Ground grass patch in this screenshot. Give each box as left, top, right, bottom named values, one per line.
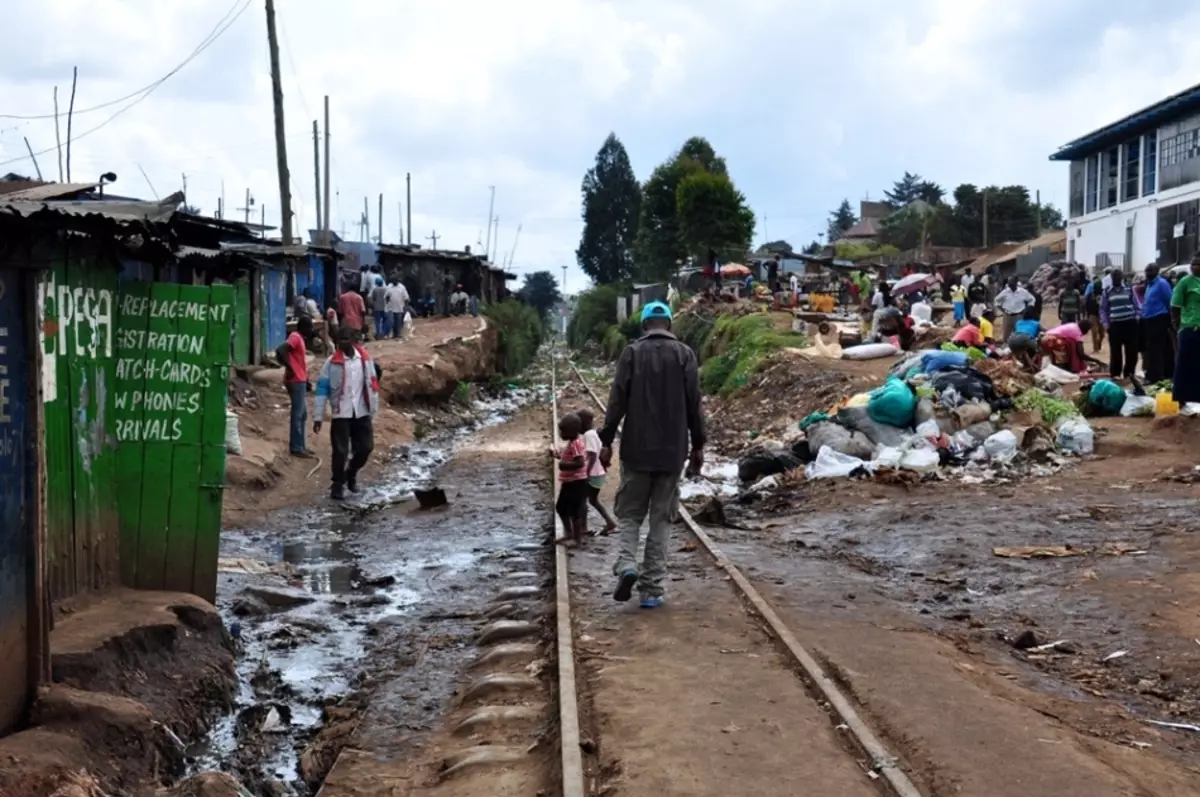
left=484, top=300, right=544, bottom=376
left=698, top=313, right=806, bottom=395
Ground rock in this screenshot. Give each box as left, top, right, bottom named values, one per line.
left=230, top=595, right=270, bottom=617
left=362, top=574, right=397, bottom=588
left=158, top=772, right=250, bottom=797
left=243, top=585, right=316, bottom=609
left=1011, top=629, right=1040, bottom=650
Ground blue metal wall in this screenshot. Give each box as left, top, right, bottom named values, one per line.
left=262, top=267, right=288, bottom=354
left=0, top=268, right=30, bottom=734
left=295, top=255, right=326, bottom=311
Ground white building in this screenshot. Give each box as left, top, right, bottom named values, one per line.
left=1052, top=82, right=1200, bottom=274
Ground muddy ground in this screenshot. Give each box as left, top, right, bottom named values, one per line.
left=563, top=333, right=1200, bottom=795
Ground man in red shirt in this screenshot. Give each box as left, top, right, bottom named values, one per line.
left=337, top=288, right=367, bottom=339
left=278, top=316, right=315, bottom=457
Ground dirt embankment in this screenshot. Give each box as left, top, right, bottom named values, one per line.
left=223, top=316, right=497, bottom=524
left=0, top=591, right=236, bottom=797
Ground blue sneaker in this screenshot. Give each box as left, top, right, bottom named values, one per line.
left=639, top=595, right=664, bottom=609
left=613, top=570, right=637, bottom=602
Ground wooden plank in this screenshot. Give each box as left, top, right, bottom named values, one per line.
left=38, top=261, right=73, bottom=604
left=114, top=281, right=151, bottom=588
left=28, top=268, right=50, bottom=685
left=134, top=282, right=180, bottom=590
left=87, top=261, right=119, bottom=592
left=192, top=284, right=234, bottom=602
left=232, top=279, right=252, bottom=366
left=161, top=284, right=209, bottom=592
left=64, top=254, right=92, bottom=596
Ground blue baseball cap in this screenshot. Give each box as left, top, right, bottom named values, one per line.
left=640, top=300, right=672, bottom=325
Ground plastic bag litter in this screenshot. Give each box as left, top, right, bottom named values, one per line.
left=1120, top=394, right=1156, bottom=417
left=928, top=367, right=998, bottom=405
left=916, top=419, right=941, bottom=440
left=1183, top=403, right=1200, bottom=417
left=842, top=342, right=900, bottom=360
left=983, top=430, right=1018, bottom=462
left=845, top=392, right=871, bottom=408
left=805, top=421, right=876, bottom=460
left=806, top=446, right=875, bottom=479
left=1088, top=379, right=1126, bottom=416
left=1038, top=361, right=1080, bottom=385
left=1056, top=417, right=1094, bottom=455
left=921, top=350, right=969, bottom=374
left=900, top=445, right=940, bottom=472
left=837, top=407, right=911, bottom=447
left=737, top=450, right=801, bottom=483
left=225, top=410, right=242, bottom=455
left=914, top=398, right=936, bottom=425
left=868, top=377, right=918, bottom=428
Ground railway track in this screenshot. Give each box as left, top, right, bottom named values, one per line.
left=553, top=355, right=923, bottom=797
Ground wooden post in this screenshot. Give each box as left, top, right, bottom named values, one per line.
left=53, top=87, right=63, bottom=183
left=377, top=193, right=383, bottom=244
left=312, top=120, right=322, bottom=234
left=323, top=96, right=331, bottom=248
left=406, top=173, right=412, bottom=245
left=23, top=138, right=42, bottom=181
left=264, top=0, right=293, bottom=244
left=65, top=67, right=77, bottom=182
left=25, top=271, right=50, bottom=686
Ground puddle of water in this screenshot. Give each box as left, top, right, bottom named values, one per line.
left=191, top=386, right=539, bottom=791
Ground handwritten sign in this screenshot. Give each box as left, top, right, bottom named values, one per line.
left=114, top=288, right=231, bottom=444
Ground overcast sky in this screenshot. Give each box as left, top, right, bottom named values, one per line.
left=3, top=0, right=1200, bottom=292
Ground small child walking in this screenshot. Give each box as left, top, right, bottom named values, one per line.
left=576, top=408, right=618, bottom=535
left=553, top=413, right=589, bottom=546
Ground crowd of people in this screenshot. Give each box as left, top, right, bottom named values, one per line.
left=855, top=254, right=1200, bottom=408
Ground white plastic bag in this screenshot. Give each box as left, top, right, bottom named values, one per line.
left=874, top=446, right=903, bottom=468
left=983, top=430, right=1018, bottom=462
left=225, top=410, right=242, bottom=455
left=1119, top=394, right=1156, bottom=417
left=916, top=419, right=941, bottom=440
left=1056, top=418, right=1094, bottom=455
left=900, top=446, right=940, bottom=472
left=842, top=342, right=900, bottom=361
left=1039, top=361, right=1080, bottom=385
left=402, top=311, right=415, bottom=339
left=805, top=446, right=874, bottom=480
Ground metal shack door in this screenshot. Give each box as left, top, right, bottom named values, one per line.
left=0, top=268, right=30, bottom=733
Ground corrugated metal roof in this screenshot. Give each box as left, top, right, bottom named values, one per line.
left=1050, top=81, right=1200, bottom=161
left=957, top=230, right=1067, bottom=274
left=0, top=182, right=101, bottom=201
left=0, top=197, right=176, bottom=223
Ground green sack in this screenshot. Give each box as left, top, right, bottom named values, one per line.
left=867, top=376, right=917, bottom=428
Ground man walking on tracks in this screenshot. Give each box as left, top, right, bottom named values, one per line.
left=599, top=301, right=705, bottom=609
left=313, top=327, right=380, bottom=500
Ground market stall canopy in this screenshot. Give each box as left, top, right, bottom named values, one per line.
left=891, top=272, right=937, bottom=297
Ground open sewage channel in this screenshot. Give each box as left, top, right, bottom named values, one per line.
left=188, top=387, right=548, bottom=795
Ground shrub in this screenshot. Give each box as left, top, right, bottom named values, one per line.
left=697, top=314, right=806, bottom=395
left=567, top=285, right=625, bottom=350
left=483, top=300, right=543, bottom=376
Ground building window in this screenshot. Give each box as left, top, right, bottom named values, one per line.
left=1102, top=146, right=1120, bottom=208
left=1144, top=131, right=1157, bottom=195
left=1122, top=137, right=1140, bottom=203
left=1161, top=127, right=1200, bottom=167
left=1085, top=153, right=1099, bottom=213
left=1069, top=160, right=1084, bottom=218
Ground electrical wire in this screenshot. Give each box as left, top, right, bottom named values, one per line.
left=0, top=0, right=252, bottom=121
left=0, top=0, right=253, bottom=169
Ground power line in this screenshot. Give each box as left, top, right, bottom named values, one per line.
left=0, top=0, right=252, bottom=169
left=0, top=0, right=251, bottom=122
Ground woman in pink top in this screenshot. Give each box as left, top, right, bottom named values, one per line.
left=1042, top=319, right=1097, bottom=374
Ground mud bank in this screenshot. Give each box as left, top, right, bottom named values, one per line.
left=224, top=316, right=500, bottom=526
left=0, top=592, right=236, bottom=797
left=199, top=388, right=548, bottom=795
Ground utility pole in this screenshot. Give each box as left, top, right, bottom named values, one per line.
left=485, top=186, right=495, bottom=259
left=982, top=190, right=989, bottom=248
left=405, top=173, right=412, bottom=245
left=23, top=138, right=42, bottom=180
left=562, top=265, right=567, bottom=295
left=1035, top=189, right=1042, bottom=237
left=361, top=196, right=370, bottom=243
left=377, top=193, right=383, bottom=243
left=427, top=230, right=439, bottom=249
left=261, top=205, right=266, bottom=240
left=312, top=120, right=322, bottom=234
left=264, top=0, right=293, bottom=244
left=398, top=202, right=404, bottom=246
left=323, top=96, right=331, bottom=247
left=491, top=218, right=499, bottom=264
left=237, top=189, right=255, bottom=224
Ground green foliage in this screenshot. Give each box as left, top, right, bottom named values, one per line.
left=1015, top=388, right=1079, bottom=425
left=633, top=136, right=745, bottom=283
left=834, top=241, right=900, bottom=261
left=826, top=199, right=857, bottom=242
left=696, top=314, right=806, bottom=395
left=577, top=133, right=642, bottom=284
left=453, top=381, right=471, bottom=405
left=676, top=171, right=755, bottom=261
left=801, top=240, right=823, bottom=255
left=566, top=284, right=623, bottom=350
left=483, top=300, right=544, bottom=376
left=885, top=172, right=945, bottom=207
left=601, top=325, right=628, bottom=359
left=517, top=271, right=562, bottom=320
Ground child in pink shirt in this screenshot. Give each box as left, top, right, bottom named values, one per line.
left=553, top=413, right=589, bottom=545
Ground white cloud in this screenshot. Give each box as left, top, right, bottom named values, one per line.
left=1, top=0, right=1200, bottom=289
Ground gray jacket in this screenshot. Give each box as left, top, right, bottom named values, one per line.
left=599, top=329, right=705, bottom=473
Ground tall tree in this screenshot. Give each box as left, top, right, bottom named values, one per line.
left=885, top=172, right=945, bottom=207
left=676, top=171, right=755, bottom=260
left=518, top=271, right=562, bottom=320
left=576, top=133, right=642, bottom=284
left=634, top=136, right=738, bottom=282
left=802, top=240, right=823, bottom=255
left=826, top=199, right=857, bottom=243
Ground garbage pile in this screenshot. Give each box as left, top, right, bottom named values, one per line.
left=736, top=349, right=1101, bottom=490
left=1029, top=260, right=1088, bottom=307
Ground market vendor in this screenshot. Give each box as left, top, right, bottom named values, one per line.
left=979, top=310, right=997, bottom=343
left=1171, top=253, right=1200, bottom=405
left=952, top=316, right=986, bottom=348
left=1041, top=319, right=1102, bottom=374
